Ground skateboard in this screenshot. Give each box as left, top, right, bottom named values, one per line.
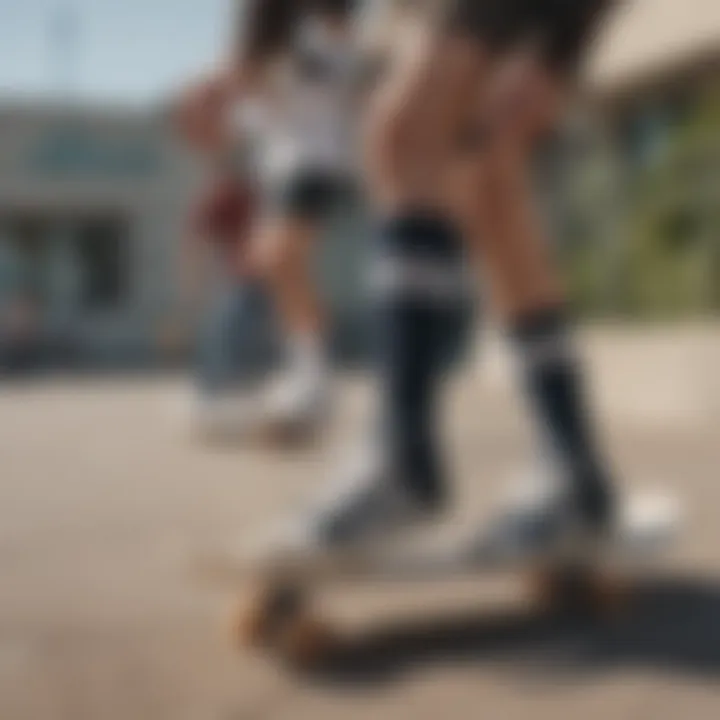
left=192, top=394, right=328, bottom=448
left=197, top=493, right=679, bottom=668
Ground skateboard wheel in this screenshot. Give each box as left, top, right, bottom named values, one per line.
left=233, top=584, right=305, bottom=649
left=530, top=566, right=629, bottom=617
left=588, top=574, right=631, bottom=616
left=233, top=598, right=273, bottom=648
left=277, top=615, right=338, bottom=669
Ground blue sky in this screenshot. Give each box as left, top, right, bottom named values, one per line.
left=0, top=0, right=233, bottom=105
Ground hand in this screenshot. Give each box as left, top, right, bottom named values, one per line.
left=174, top=75, right=229, bottom=151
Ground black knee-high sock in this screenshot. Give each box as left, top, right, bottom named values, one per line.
left=511, top=307, right=614, bottom=523
left=373, top=213, right=468, bottom=508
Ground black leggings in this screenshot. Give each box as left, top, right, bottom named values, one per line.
left=373, top=213, right=469, bottom=507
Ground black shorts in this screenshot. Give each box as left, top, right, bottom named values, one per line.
left=269, top=169, right=357, bottom=222
left=443, top=0, right=614, bottom=73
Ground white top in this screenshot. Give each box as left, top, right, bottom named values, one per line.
left=235, top=18, right=366, bottom=187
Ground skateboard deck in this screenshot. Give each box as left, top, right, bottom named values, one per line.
left=193, top=397, right=326, bottom=448
left=196, top=492, right=679, bottom=667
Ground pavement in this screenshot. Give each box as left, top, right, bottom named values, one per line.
left=1, top=325, right=719, bottom=720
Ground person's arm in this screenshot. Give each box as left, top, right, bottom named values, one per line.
left=175, top=0, right=298, bottom=150
left=172, top=67, right=246, bottom=153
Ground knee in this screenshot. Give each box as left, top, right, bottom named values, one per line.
left=255, top=230, right=303, bottom=287
left=257, top=240, right=292, bottom=284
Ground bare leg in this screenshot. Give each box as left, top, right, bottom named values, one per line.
left=253, top=215, right=324, bottom=338
left=250, top=214, right=328, bottom=425
left=365, top=28, right=490, bottom=214
left=467, top=59, right=615, bottom=525
left=465, top=59, right=565, bottom=317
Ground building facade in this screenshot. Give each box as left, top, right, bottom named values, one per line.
left=0, top=104, right=203, bottom=366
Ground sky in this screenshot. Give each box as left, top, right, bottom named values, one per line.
left=0, top=0, right=234, bottom=106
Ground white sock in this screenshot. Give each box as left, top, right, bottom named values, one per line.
left=286, top=333, right=326, bottom=389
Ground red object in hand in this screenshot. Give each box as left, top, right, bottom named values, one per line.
left=193, top=175, right=257, bottom=273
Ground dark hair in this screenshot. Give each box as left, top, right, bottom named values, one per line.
left=236, top=0, right=300, bottom=64
left=310, top=0, right=357, bottom=17
left=236, top=0, right=357, bottom=64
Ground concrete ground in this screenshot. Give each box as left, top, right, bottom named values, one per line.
left=1, top=325, right=719, bottom=720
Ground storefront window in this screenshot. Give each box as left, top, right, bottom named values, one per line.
left=0, top=214, right=130, bottom=318
left=75, top=219, right=129, bottom=311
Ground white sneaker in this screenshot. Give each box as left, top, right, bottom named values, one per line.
left=472, top=468, right=613, bottom=566
left=251, top=438, right=438, bottom=569
left=258, top=366, right=330, bottom=436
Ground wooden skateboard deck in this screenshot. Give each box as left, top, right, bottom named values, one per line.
left=195, top=493, right=679, bottom=668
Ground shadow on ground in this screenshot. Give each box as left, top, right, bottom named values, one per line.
left=300, top=577, right=720, bottom=687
